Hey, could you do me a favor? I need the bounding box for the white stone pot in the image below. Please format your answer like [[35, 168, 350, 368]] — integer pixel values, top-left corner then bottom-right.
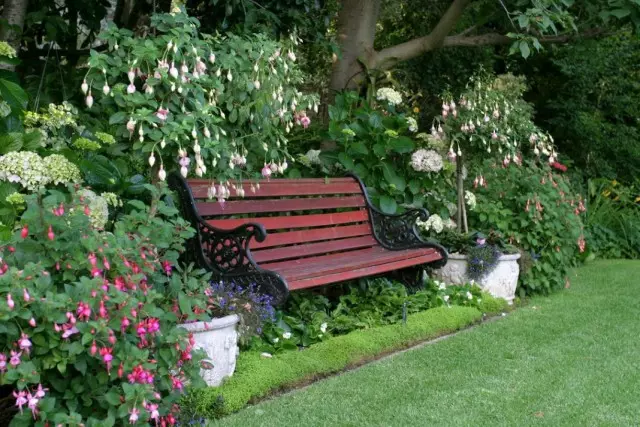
[[179, 314, 240, 387], [433, 253, 521, 304]]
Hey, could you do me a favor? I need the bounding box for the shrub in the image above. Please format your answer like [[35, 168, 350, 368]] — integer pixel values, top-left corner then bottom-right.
[[84, 11, 318, 185], [471, 159, 585, 295], [0, 185, 208, 425]]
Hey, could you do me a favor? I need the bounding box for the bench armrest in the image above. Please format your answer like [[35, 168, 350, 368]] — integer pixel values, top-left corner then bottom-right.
[[168, 172, 289, 305]]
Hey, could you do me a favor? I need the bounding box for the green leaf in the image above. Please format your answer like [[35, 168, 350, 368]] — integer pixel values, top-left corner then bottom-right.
[[610, 8, 631, 18], [519, 41, 531, 59], [379, 195, 397, 214], [350, 141, 369, 155], [0, 132, 22, 154], [0, 78, 28, 113], [337, 152, 355, 170], [368, 113, 383, 129], [388, 136, 414, 154], [178, 293, 192, 315], [108, 112, 127, 125], [517, 14, 530, 28]]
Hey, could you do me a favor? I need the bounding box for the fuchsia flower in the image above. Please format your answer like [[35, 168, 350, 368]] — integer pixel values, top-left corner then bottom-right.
[[18, 334, 32, 354], [7, 294, 14, 310], [127, 364, 155, 384], [261, 164, 272, 179], [34, 384, 47, 399], [47, 225, 55, 241], [20, 225, 28, 239], [28, 318, 36, 327], [23, 288, 30, 302], [162, 260, 172, 276], [146, 402, 160, 424], [9, 351, 21, 367], [156, 107, 169, 121], [90, 341, 97, 356], [0, 354, 6, 372], [120, 316, 131, 333], [99, 347, 113, 372], [170, 376, 184, 391], [77, 302, 91, 321], [13, 390, 27, 413], [129, 407, 140, 424]]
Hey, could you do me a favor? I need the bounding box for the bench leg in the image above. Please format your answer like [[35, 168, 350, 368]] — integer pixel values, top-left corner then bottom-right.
[[216, 270, 290, 307], [389, 266, 425, 293]]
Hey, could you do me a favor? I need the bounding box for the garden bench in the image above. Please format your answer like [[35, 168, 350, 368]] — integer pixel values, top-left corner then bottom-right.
[[169, 173, 447, 305]]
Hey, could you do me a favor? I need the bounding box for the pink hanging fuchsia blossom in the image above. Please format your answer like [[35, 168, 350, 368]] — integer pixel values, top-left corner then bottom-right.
[[103, 257, 111, 270], [171, 375, 184, 391], [28, 318, 36, 327], [162, 260, 172, 276], [0, 354, 7, 372], [261, 163, 272, 179], [77, 302, 91, 321], [84, 205, 91, 216], [23, 289, 30, 302], [47, 225, 55, 241], [34, 384, 47, 399], [120, 316, 130, 333], [7, 294, 15, 311], [99, 347, 113, 372], [127, 83, 136, 94], [156, 107, 169, 121], [88, 252, 97, 266], [118, 362, 124, 378], [18, 334, 32, 354], [90, 341, 98, 356], [20, 224, 28, 239], [129, 407, 140, 424], [9, 351, 21, 367], [13, 391, 27, 413], [27, 392, 40, 419], [146, 402, 160, 424], [86, 91, 94, 108]]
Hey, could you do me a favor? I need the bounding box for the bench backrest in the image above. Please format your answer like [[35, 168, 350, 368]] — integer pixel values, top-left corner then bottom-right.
[[183, 176, 378, 266]]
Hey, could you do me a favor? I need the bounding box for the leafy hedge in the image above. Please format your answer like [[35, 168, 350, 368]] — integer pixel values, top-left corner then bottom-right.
[[181, 305, 488, 420]]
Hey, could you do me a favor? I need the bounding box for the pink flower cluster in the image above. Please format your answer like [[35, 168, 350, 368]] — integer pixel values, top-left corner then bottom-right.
[[14, 384, 47, 419], [128, 364, 155, 384]]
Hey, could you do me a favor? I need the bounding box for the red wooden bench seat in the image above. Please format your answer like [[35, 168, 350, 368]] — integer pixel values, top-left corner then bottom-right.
[[169, 174, 447, 305]]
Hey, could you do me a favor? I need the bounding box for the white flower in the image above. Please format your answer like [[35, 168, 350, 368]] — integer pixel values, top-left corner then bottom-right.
[[376, 87, 402, 106], [260, 352, 273, 358], [417, 214, 444, 234], [320, 323, 327, 333], [406, 117, 418, 132], [410, 149, 443, 173], [438, 282, 446, 291], [466, 291, 473, 300], [272, 338, 279, 343], [282, 332, 292, 340], [443, 295, 450, 302], [465, 191, 477, 210]]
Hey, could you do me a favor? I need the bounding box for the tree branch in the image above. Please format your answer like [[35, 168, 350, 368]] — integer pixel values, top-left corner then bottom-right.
[[373, 0, 473, 70], [442, 27, 608, 48]]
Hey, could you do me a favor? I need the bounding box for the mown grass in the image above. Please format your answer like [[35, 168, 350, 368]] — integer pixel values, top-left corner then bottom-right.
[[183, 304, 490, 419], [210, 260, 640, 426]]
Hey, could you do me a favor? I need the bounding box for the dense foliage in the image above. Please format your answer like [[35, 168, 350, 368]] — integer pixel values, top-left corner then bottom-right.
[[471, 160, 585, 295], [0, 185, 208, 425]]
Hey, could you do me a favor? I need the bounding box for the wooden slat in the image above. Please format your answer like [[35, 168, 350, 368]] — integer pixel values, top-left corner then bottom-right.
[[270, 247, 438, 281], [251, 235, 378, 263], [197, 195, 366, 216], [252, 224, 372, 249], [209, 210, 369, 231], [286, 252, 443, 291], [189, 181, 363, 199], [260, 246, 385, 271]]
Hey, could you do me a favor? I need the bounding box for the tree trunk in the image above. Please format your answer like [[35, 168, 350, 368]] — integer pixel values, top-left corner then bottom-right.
[[0, 0, 29, 70], [328, 0, 381, 94]]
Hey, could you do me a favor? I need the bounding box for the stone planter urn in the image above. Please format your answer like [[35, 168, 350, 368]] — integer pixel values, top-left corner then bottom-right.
[[179, 314, 240, 387], [433, 253, 521, 304]]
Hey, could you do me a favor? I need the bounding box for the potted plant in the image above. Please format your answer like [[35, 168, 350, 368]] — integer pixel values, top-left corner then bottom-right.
[[176, 270, 276, 386], [429, 230, 521, 304]]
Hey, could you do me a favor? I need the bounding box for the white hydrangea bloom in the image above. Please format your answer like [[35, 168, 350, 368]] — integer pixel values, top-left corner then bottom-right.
[[406, 117, 418, 132], [465, 190, 477, 210], [410, 149, 443, 173], [444, 218, 457, 230], [0, 151, 49, 191], [43, 154, 82, 186], [79, 189, 110, 229], [417, 214, 444, 234], [376, 87, 402, 106]]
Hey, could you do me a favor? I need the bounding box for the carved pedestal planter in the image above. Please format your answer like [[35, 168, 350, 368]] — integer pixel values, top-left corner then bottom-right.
[[179, 314, 240, 387], [433, 253, 521, 304]]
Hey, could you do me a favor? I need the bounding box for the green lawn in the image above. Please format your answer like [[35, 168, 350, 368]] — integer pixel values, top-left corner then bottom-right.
[[211, 260, 640, 426]]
